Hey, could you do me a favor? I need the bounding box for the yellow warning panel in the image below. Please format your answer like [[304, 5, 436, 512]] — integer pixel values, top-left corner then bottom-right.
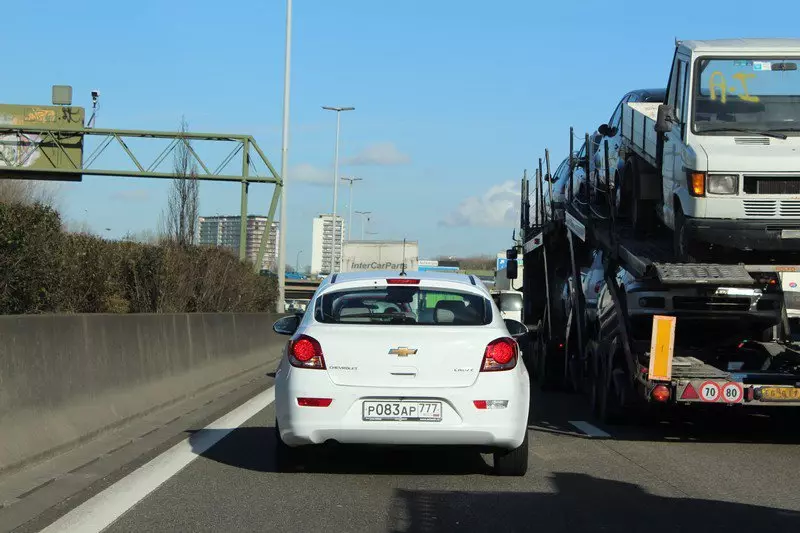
[[649, 315, 676, 381]]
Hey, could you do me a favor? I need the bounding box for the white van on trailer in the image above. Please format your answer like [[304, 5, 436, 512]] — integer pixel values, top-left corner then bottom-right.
[[611, 38, 800, 258]]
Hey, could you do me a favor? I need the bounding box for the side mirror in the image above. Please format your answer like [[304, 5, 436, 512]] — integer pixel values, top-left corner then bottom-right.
[[506, 259, 518, 280], [504, 319, 528, 337], [597, 124, 610, 136], [655, 104, 675, 133], [273, 315, 300, 336]]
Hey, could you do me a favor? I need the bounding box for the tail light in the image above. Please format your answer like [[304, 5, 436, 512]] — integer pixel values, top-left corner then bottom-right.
[[594, 281, 602, 294], [651, 384, 671, 403], [481, 337, 517, 372], [289, 334, 326, 369], [387, 278, 420, 284]]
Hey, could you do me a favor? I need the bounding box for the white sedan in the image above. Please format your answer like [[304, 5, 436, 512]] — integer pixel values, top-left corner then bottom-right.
[[272, 271, 531, 476]]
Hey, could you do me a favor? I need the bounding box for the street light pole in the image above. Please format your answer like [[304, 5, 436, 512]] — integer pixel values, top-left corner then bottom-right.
[[322, 106, 354, 274], [354, 210, 371, 240], [341, 176, 362, 241], [276, 0, 292, 313], [295, 250, 303, 272]]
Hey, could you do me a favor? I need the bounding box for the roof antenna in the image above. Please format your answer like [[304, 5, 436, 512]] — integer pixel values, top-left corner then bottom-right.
[[400, 238, 407, 276]]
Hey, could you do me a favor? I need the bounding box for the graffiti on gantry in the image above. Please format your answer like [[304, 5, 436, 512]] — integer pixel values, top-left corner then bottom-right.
[[23, 107, 57, 123]]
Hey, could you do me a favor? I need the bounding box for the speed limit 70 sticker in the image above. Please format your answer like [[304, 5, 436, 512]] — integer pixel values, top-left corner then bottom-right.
[[699, 381, 721, 403], [721, 382, 743, 404]]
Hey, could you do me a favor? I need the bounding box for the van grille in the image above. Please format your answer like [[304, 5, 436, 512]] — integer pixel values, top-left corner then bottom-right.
[[744, 176, 800, 195], [780, 201, 800, 217], [743, 200, 777, 217]]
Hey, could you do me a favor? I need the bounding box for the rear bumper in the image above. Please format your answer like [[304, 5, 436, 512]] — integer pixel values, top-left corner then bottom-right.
[[686, 217, 800, 251], [275, 365, 530, 450]]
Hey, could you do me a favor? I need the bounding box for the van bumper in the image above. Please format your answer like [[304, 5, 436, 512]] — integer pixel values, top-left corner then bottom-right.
[[687, 217, 800, 251]]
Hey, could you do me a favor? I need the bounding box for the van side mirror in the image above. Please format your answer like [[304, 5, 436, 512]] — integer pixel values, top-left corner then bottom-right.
[[655, 104, 675, 133], [597, 124, 610, 137], [507, 259, 518, 280]]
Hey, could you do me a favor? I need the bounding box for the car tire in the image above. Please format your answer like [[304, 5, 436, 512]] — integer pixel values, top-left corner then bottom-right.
[[275, 423, 302, 473], [493, 429, 529, 477]]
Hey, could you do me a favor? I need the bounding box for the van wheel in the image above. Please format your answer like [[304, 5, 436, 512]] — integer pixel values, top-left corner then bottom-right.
[[673, 207, 692, 261], [493, 430, 529, 476], [626, 160, 654, 235]]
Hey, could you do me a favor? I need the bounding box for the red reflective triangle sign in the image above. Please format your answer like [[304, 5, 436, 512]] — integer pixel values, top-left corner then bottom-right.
[[681, 383, 699, 400]]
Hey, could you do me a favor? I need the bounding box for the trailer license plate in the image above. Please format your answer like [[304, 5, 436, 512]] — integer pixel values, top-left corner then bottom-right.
[[758, 387, 800, 402], [781, 230, 800, 239], [362, 401, 442, 421]]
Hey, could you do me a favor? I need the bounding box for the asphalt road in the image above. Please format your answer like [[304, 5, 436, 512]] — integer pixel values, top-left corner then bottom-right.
[[19, 378, 800, 532]]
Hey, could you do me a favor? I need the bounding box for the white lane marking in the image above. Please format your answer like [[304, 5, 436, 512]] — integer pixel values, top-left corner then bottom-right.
[[568, 420, 611, 438], [41, 386, 276, 533]]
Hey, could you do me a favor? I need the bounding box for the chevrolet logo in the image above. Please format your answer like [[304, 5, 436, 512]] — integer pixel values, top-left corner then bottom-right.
[[389, 347, 418, 357]]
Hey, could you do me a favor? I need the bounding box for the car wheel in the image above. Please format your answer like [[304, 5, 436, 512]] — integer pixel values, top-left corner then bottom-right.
[[493, 429, 529, 477], [275, 423, 302, 473]]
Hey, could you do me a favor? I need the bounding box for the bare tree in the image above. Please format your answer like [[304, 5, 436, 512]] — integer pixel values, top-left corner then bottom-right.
[[0, 179, 60, 207], [164, 117, 199, 246]]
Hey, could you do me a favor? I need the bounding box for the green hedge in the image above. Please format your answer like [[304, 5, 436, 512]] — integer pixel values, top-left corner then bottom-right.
[[0, 203, 276, 314]]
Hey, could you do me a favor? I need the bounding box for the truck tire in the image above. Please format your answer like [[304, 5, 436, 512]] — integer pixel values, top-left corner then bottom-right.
[[594, 350, 627, 425], [493, 429, 529, 477]]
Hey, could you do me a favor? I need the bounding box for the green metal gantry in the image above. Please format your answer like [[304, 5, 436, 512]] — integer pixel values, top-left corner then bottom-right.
[[0, 124, 282, 272]]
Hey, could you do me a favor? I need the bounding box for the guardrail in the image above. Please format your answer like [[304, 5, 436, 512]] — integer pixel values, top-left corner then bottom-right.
[[0, 313, 286, 475]]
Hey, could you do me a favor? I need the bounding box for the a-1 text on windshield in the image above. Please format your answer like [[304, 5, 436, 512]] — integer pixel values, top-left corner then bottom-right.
[[694, 57, 800, 136]]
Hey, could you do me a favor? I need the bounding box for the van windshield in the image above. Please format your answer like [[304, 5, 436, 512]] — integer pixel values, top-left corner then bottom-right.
[[693, 57, 800, 134], [315, 287, 492, 326]]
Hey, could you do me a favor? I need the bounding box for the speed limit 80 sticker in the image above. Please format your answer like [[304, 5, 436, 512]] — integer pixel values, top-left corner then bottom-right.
[[721, 382, 743, 404]]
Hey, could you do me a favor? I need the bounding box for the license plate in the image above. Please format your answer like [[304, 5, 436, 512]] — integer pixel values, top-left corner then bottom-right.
[[758, 387, 800, 402], [362, 401, 442, 421], [781, 230, 800, 239]]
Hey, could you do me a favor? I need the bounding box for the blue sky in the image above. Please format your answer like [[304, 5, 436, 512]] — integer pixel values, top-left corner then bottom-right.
[[3, 0, 799, 267]]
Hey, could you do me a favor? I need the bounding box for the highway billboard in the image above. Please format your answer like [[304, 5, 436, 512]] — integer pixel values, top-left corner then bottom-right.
[[341, 241, 419, 273]]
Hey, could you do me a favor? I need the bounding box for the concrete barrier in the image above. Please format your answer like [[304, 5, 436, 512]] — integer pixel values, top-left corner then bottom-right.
[[0, 313, 286, 474]]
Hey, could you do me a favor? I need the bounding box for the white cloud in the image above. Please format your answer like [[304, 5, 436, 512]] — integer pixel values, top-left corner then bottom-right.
[[291, 163, 331, 185], [439, 181, 520, 228], [110, 189, 150, 202], [343, 142, 411, 166]]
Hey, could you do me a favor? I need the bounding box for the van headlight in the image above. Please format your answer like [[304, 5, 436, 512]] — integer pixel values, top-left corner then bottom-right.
[[707, 174, 738, 195]]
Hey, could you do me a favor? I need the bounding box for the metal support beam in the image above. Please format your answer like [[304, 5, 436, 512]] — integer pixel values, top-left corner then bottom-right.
[[240, 138, 250, 262], [0, 126, 280, 184], [255, 181, 282, 274]]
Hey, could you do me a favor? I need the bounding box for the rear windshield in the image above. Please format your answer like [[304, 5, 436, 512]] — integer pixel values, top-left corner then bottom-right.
[[315, 286, 492, 326], [498, 293, 523, 312]]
